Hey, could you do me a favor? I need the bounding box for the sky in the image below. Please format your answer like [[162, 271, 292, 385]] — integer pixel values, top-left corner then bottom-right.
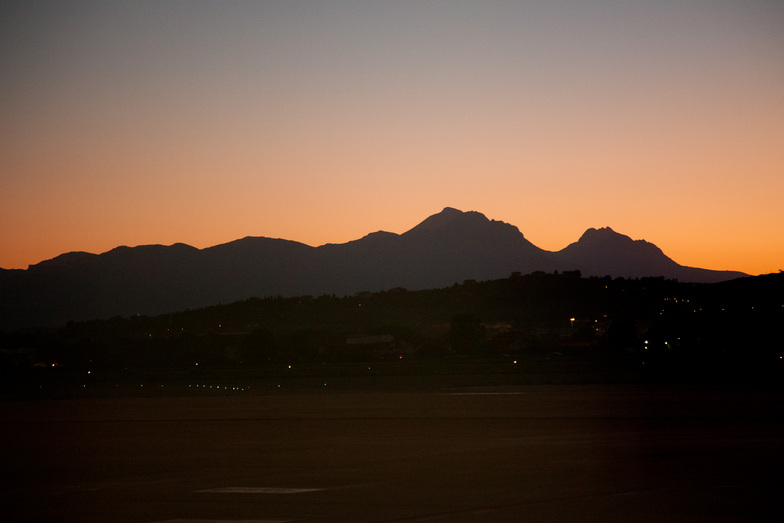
[[1, 0, 783, 275]]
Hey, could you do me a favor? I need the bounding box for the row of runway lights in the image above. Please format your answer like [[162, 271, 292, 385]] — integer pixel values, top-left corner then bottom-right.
[[76, 383, 329, 390], [77, 363, 335, 390], [189, 382, 329, 390]]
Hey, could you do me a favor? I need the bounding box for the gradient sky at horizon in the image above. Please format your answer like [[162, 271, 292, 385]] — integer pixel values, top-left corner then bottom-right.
[[2, 0, 782, 275]]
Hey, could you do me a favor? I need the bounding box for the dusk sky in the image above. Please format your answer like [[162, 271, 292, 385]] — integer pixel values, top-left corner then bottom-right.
[[2, 0, 782, 275]]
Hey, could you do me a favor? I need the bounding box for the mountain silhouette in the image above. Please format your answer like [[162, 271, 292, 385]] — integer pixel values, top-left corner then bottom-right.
[[552, 227, 743, 282], [0, 207, 747, 329]]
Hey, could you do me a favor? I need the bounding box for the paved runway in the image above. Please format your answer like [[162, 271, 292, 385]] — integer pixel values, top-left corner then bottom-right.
[[2, 385, 783, 522]]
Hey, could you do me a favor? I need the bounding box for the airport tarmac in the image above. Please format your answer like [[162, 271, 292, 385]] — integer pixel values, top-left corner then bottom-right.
[[2, 384, 783, 522]]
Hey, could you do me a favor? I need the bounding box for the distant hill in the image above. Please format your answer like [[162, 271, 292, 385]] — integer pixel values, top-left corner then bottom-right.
[[0, 207, 747, 329], [552, 226, 745, 283]]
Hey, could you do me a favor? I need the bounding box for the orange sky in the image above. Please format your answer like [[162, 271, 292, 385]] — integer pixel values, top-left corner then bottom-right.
[[2, 1, 783, 275]]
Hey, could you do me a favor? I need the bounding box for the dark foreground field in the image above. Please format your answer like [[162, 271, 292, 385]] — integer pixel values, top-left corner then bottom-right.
[[2, 383, 783, 522]]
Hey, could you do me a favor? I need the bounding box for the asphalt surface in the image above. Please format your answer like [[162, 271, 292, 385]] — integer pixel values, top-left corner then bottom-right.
[[2, 384, 783, 522]]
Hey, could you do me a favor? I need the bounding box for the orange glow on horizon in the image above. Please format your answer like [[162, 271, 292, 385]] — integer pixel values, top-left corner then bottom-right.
[[1, 2, 782, 276]]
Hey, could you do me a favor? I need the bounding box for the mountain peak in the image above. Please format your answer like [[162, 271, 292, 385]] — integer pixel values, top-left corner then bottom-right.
[[403, 207, 490, 236], [441, 206, 463, 215], [578, 227, 625, 242], [571, 226, 663, 254]]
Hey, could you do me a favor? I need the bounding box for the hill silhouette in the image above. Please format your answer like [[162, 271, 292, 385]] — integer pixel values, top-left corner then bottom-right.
[[3, 270, 782, 395], [0, 207, 747, 329]]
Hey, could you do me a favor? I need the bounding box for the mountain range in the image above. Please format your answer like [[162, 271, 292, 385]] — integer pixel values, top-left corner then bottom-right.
[[0, 207, 747, 329]]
